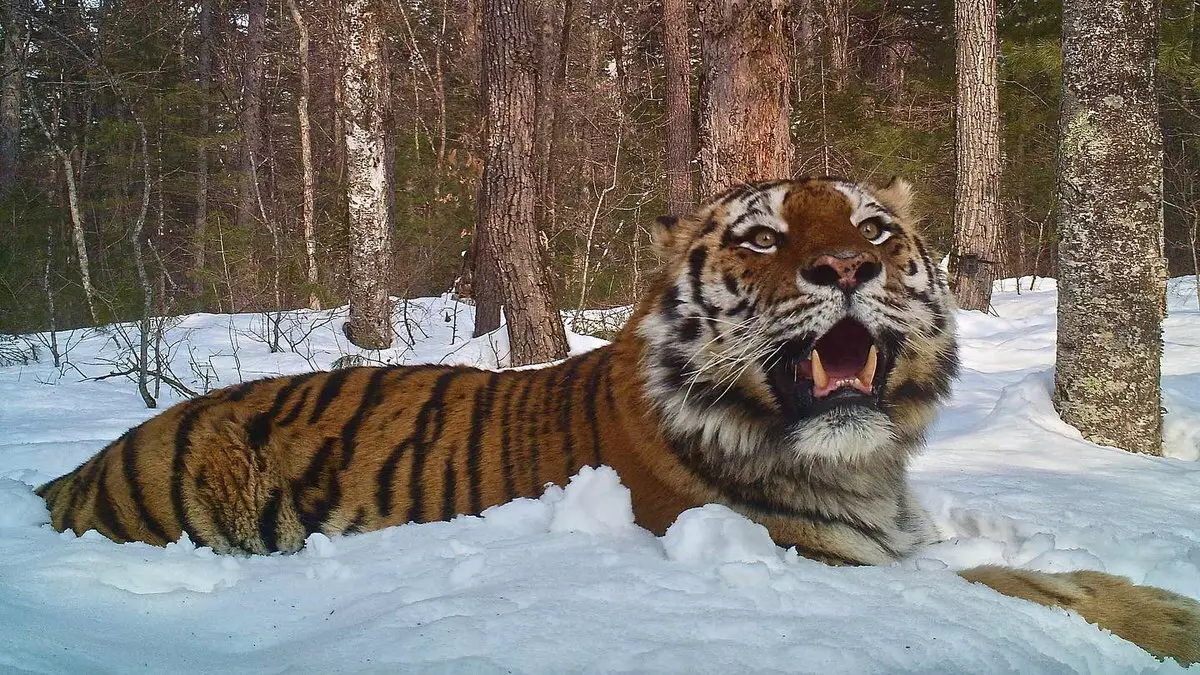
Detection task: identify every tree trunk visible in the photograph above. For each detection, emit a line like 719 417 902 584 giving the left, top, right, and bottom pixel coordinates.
822 0 849 91
237 0 267 302
949 0 1003 311
342 0 394 350
0 0 25 197
288 0 320 310
192 0 214 292
1053 0 1165 455
696 0 793 198
662 0 696 215
533 0 570 235
478 0 569 365
31 106 98 324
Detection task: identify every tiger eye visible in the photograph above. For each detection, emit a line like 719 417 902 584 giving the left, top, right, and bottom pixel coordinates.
859 220 881 241
752 229 777 249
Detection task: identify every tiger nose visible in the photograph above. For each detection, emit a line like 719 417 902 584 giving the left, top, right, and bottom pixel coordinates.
803 251 881 289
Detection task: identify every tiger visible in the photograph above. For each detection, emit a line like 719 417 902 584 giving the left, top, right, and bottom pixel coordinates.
35 177 1199 665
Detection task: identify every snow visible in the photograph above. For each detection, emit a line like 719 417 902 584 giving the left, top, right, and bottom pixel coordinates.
1 286 1198 673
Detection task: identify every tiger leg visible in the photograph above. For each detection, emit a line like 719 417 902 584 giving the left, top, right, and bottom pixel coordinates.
959 565 1200 665
182 417 306 555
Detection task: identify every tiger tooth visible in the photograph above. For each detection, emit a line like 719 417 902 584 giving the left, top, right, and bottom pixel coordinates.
858 345 878 386
811 350 829 390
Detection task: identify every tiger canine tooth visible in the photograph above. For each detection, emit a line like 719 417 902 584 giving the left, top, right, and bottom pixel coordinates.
811 350 829 390
858 345 878 386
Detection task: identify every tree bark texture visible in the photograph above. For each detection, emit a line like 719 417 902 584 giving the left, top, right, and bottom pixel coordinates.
0 0 25 197
288 0 320 310
237 0 266 243
696 0 793 199
479 0 569 365
342 0 395 350
822 0 849 91
192 0 213 286
662 0 696 215
1054 0 1165 455
533 0 571 235
950 0 1004 311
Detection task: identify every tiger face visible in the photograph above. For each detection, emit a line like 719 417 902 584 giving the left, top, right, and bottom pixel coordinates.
636 178 958 480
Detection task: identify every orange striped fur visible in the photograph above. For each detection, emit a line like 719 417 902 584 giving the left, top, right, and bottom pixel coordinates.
37 178 1199 664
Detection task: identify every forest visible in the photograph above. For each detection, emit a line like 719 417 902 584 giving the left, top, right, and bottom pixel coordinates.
0 0 1198 337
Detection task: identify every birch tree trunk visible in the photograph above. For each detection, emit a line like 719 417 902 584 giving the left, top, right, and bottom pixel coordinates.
477 0 569 365
663 0 696 215
696 0 793 197
288 0 320 310
1054 0 1165 455
950 0 1003 311
192 0 214 291
0 0 25 197
342 0 394 350
31 107 97 324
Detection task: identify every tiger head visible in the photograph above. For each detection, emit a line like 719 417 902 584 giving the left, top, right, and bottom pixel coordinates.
633 177 958 481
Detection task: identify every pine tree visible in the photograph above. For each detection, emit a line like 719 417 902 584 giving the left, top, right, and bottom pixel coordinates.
474 0 568 365
949 0 1004 311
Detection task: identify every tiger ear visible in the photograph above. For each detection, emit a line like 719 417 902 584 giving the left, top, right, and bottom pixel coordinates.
651 215 679 259
874 177 915 220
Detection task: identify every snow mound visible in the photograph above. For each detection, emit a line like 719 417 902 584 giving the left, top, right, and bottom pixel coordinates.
662 504 784 568
547 465 638 537
0 479 49 528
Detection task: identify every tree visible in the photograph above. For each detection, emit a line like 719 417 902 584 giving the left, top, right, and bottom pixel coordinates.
822 0 849 92
949 0 1004 311
192 0 214 292
0 0 25 197
342 0 395 350
237 0 267 271
475 0 569 365
696 0 792 198
287 0 320 310
1053 0 1165 455
662 0 695 215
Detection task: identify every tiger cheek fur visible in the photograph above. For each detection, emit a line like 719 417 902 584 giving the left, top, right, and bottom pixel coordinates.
35 177 1200 665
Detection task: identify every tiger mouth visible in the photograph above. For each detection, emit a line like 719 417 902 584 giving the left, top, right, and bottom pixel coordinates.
767 318 886 417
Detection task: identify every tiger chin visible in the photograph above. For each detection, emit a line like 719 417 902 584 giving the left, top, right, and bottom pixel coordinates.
36 177 1199 665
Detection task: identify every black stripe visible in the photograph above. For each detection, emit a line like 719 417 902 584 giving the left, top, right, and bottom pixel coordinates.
499 376 522 502
246 413 272 451
120 427 171 543
194 467 239 551
441 454 457 521
223 379 262 402
269 371 323 421
466 373 500 515
277 387 312 426
171 401 213 544
556 356 587 480
339 367 392 469
527 371 547 490
582 349 609 467
343 507 368 534
294 438 340 535
93 454 131 542
678 317 700 342
309 368 354 424
405 371 458 523
512 372 537 496
258 488 283 552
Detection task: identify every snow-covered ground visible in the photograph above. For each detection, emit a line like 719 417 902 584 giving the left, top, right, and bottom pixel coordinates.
1 281 1198 673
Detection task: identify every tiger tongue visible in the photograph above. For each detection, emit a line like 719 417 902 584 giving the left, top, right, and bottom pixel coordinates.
807 347 877 398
